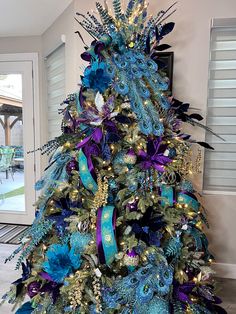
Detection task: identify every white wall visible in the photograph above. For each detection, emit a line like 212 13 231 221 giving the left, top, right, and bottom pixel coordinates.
0 36 44 171
42 2 78 95
151 0 236 277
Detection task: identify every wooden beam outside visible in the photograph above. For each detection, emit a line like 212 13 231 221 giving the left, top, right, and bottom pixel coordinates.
0 117 4 129
4 115 10 146
10 116 21 129
0 96 22 108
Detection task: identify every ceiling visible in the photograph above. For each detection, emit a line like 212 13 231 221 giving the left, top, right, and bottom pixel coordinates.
0 0 73 37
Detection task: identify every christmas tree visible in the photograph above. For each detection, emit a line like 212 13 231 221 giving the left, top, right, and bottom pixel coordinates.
2 1 227 313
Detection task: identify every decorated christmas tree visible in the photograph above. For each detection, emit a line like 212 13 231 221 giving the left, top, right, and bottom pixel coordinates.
2 1 227 313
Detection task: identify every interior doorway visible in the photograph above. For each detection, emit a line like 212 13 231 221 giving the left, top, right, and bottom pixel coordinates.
0 58 37 225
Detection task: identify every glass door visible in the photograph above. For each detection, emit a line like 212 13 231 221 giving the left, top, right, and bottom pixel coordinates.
0 61 36 225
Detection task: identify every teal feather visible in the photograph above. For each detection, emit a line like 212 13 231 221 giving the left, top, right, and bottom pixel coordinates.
164 236 183 258
96 2 114 27
145 101 164 136
173 301 185 314
189 304 212 314
113 0 122 20
188 227 203 251
125 0 135 19
14 219 54 270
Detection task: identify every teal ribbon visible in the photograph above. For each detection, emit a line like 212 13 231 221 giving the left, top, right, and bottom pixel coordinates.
161 185 174 207
100 205 118 265
75 92 83 114
177 193 199 212
78 150 98 194
160 185 200 212
75 91 86 131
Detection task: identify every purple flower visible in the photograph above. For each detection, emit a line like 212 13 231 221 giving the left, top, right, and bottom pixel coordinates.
27 281 41 298
138 137 172 171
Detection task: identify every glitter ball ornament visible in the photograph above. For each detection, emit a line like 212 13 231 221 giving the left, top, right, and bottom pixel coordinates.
144 297 170 314
109 178 118 191
180 180 194 193
113 149 137 167
123 149 137 165
167 147 177 158
124 249 139 268
126 200 138 212
69 188 79 201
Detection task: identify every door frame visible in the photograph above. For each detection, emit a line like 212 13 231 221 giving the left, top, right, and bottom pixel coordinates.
0 53 41 224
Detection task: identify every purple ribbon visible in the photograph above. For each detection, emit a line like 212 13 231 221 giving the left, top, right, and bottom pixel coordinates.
96 208 106 264
174 281 195 303
138 137 172 171
96 206 117 265
76 128 102 179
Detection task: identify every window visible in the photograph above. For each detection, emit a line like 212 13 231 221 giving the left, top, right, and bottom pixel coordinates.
204 18 236 192
46 44 65 140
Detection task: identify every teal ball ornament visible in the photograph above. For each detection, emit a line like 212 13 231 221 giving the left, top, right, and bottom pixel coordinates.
147 297 170 314
133 297 170 314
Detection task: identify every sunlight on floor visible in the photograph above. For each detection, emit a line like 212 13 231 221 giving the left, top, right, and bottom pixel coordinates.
0 172 25 212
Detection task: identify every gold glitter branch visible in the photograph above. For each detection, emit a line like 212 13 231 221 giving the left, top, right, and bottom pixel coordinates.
93 174 109 209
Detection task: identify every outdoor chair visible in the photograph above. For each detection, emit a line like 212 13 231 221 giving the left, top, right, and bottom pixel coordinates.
0 147 15 183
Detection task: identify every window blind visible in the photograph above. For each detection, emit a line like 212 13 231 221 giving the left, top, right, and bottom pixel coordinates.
204 19 236 192
46 44 65 140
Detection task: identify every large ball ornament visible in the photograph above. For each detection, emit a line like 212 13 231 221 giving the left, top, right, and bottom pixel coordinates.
124 249 139 268
123 149 137 165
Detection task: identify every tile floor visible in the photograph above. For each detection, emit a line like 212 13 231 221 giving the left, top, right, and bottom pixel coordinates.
0 244 235 314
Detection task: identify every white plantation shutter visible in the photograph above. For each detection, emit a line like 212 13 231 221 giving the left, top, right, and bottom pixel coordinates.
204 18 236 192
46 44 65 140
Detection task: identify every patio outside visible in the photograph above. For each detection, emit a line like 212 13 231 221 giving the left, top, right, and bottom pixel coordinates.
0 74 25 212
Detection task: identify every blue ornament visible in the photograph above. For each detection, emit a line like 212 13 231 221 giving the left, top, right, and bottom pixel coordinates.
146 297 170 314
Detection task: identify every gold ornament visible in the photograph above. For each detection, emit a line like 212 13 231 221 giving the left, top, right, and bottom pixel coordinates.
63 141 72 150
69 188 79 201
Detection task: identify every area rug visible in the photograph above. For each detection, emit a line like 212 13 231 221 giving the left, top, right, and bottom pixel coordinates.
0 224 29 244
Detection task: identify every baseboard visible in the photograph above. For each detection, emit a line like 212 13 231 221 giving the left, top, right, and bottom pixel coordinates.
212 262 236 279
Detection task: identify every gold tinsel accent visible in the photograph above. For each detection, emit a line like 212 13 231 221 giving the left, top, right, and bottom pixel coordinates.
68 278 83 309
89 174 109 230
93 174 109 209
92 277 102 313
193 148 202 174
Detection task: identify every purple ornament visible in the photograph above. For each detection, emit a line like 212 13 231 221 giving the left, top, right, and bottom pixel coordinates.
124 249 139 267
66 158 78 175
27 281 41 298
126 200 138 212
